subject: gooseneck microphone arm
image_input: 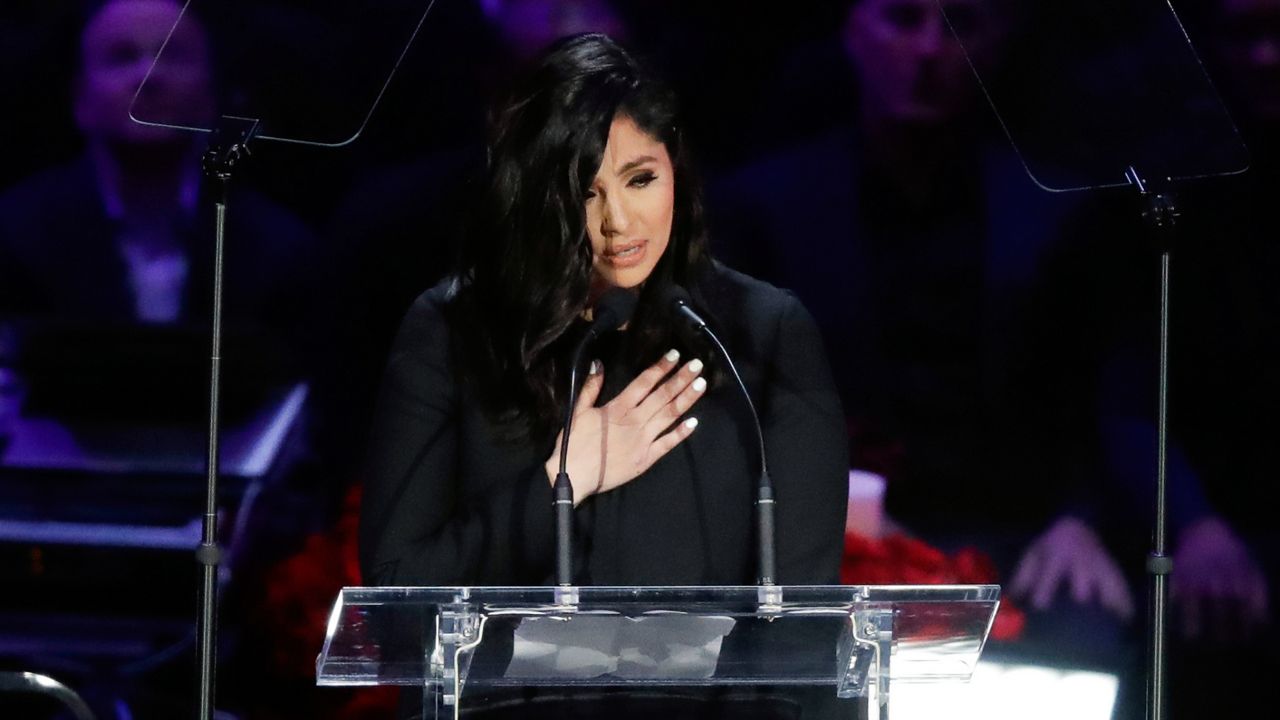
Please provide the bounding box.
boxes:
[705,328,777,585]
[553,339,591,586]
[668,291,777,586]
[553,288,637,587]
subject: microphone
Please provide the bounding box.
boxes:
[554,287,638,586]
[661,285,778,587]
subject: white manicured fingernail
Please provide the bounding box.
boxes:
[692,377,707,393]
[683,417,699,430]
[664,348,680,363]
[589,360,601,375]
[687,358,703,374]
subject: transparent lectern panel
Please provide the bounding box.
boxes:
[938,0,1249,190]
[130,0,437,146]
[316,585,1000,687]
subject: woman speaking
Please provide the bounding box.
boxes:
[359,33,847,597]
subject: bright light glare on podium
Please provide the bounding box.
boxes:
[890,661,1119,720]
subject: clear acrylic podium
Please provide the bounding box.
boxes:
[318,584,999,719]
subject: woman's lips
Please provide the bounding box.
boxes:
[603,240,648,268]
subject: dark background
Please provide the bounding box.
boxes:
[1,1,1276,718]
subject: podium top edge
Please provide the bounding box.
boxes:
[333,584,1001,604]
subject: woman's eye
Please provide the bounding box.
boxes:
[629,172,656,188]
[584,189,597,200]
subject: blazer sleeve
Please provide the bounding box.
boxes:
[357,293,556,586]
[764,292,850,584]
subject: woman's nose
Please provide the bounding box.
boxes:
[601,194,631,235]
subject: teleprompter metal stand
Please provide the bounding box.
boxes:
[128,3,439,716]
[194,115,260,720]
[1124,166,1180,720]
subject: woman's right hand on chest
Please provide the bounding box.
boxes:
[545,349,706,505]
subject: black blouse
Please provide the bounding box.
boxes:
[358,263,848,588]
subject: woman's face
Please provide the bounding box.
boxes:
[585,115,675,292]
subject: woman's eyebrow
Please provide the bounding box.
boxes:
[614,156,659,176]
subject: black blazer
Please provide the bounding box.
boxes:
[359,263,848,588]
[0,158,319,334]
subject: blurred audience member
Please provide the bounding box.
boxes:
[710,0,1146,701]
[1203,0,1280,139]
[479,0,630,61]
[1033,0,1276,713]
[0,0,318,344]
[0,2,326,713]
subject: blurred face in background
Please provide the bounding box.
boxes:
[1213,0,1280,124]
[843,0,1005,127]
[480,0,629,61]
[75,0,215,146]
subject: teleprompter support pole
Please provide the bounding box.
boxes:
[1125,166,1178,720]
[194,116,259,720]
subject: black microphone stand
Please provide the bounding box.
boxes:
[701,329,777,588]
[552,290,636,601]
[1124,166,1177,720]
[194,115,260,720]
[553,341,591,591]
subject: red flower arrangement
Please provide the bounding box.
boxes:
[841,531,1026,642]
[250,483,400,719]
[250,482,1021,718]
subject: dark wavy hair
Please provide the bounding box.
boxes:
[449,33,714,436]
